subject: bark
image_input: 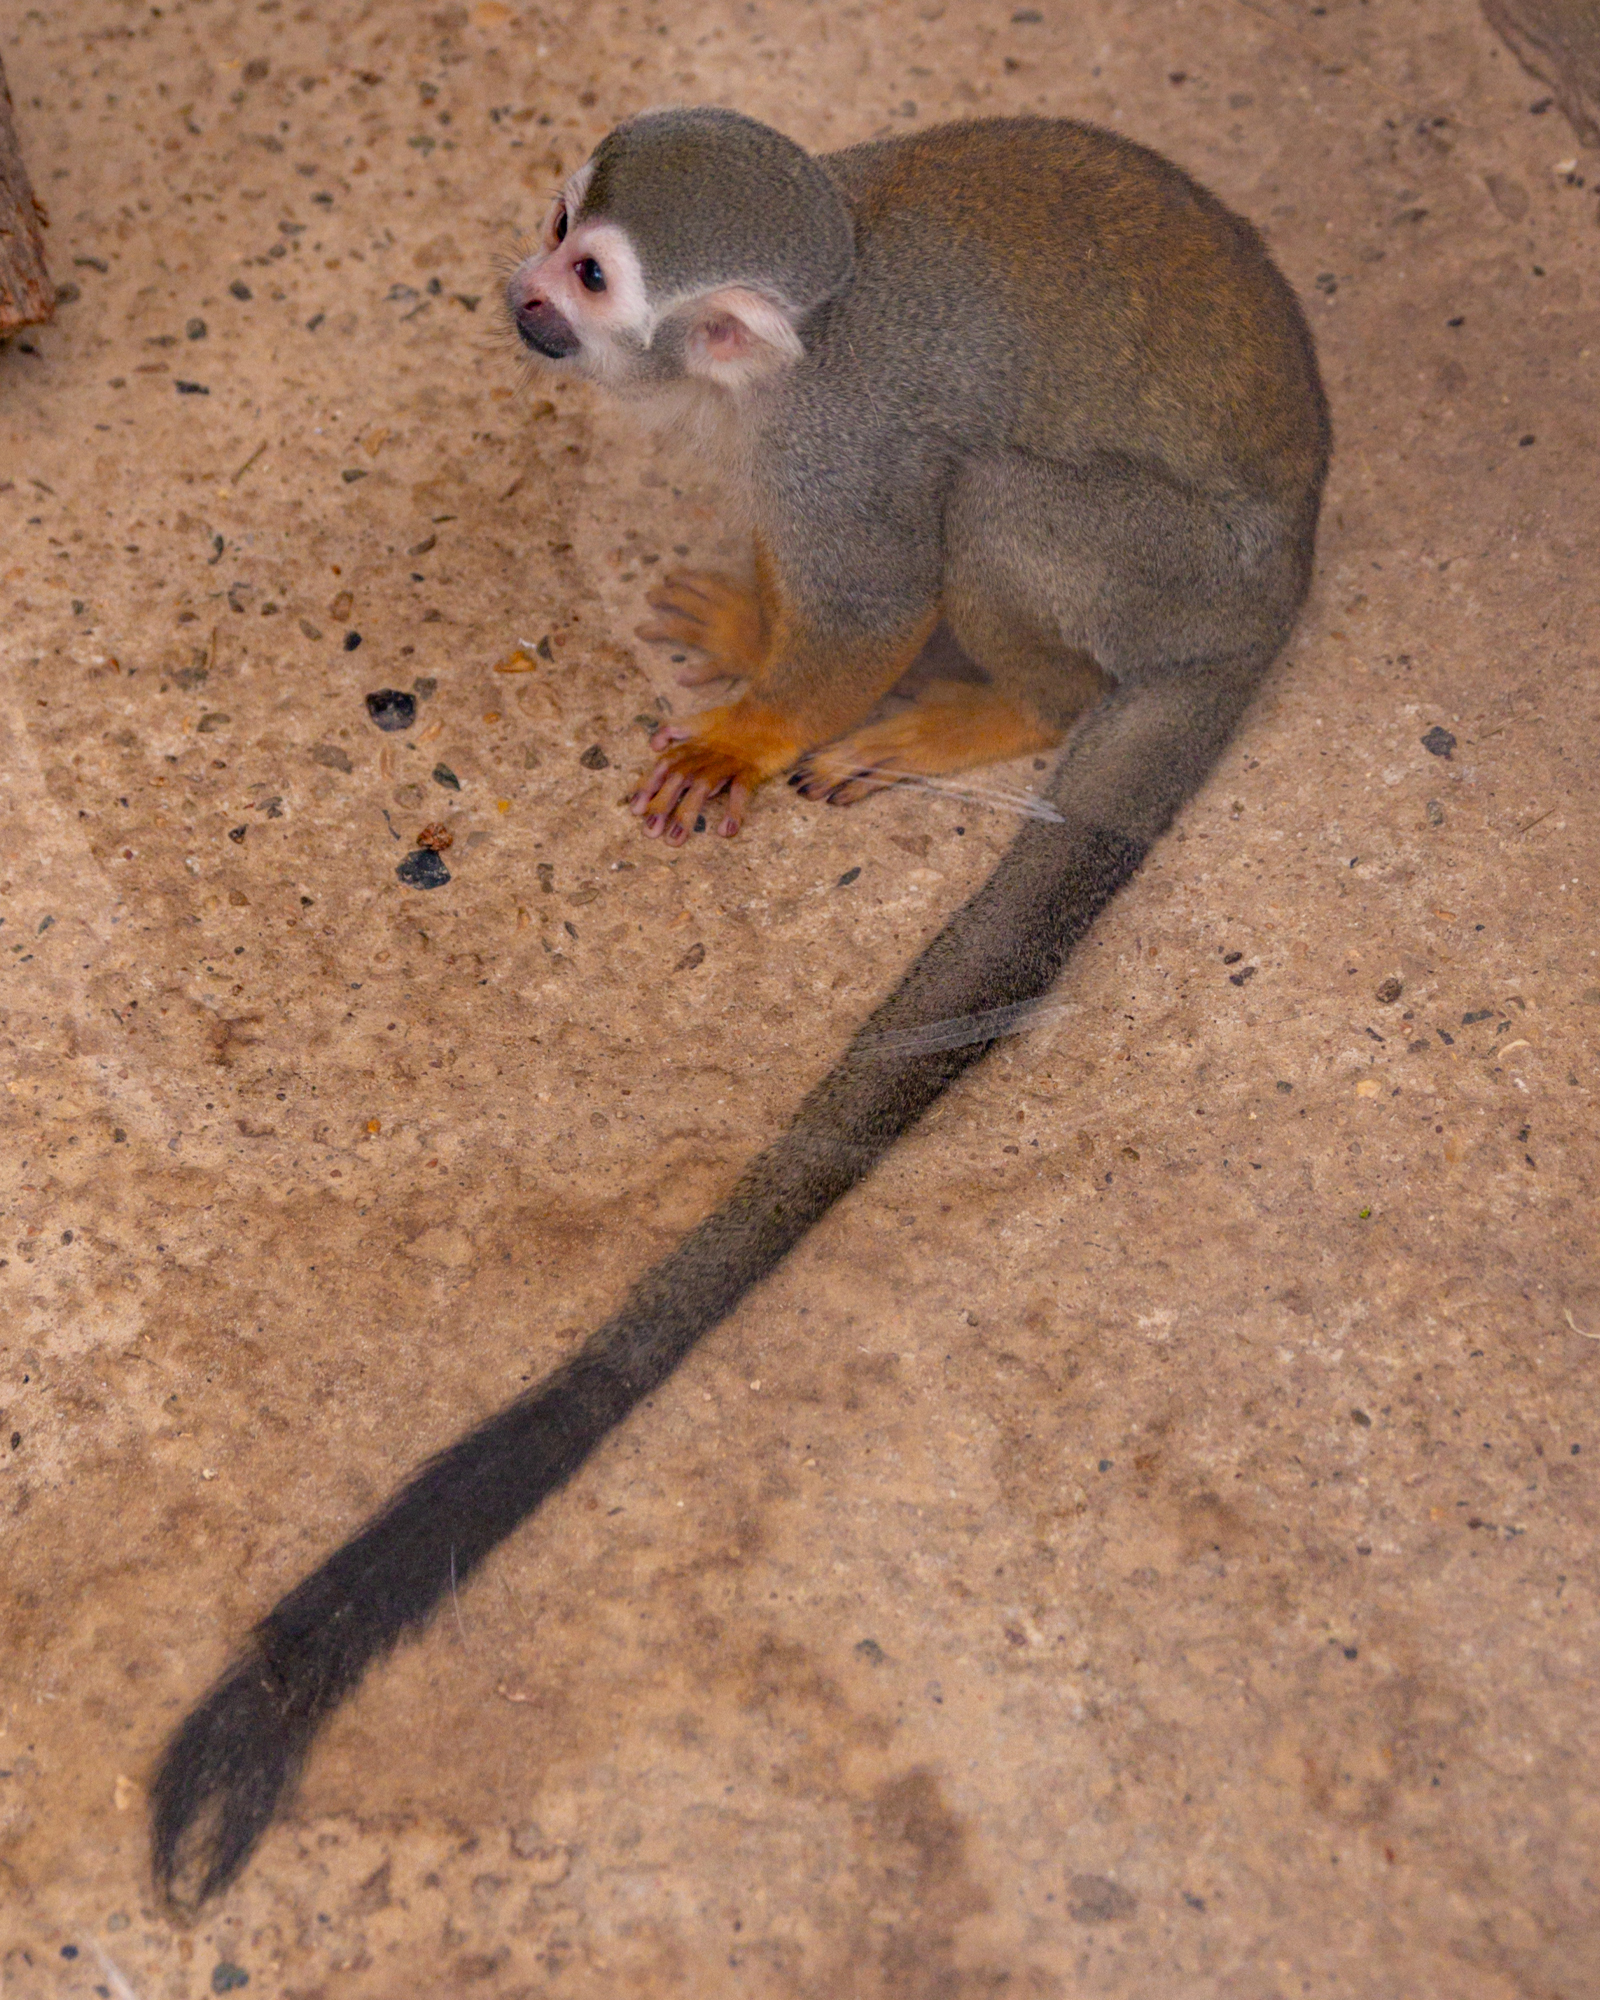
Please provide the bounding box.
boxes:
[0,54,54,336]
[1483,0,1600,148]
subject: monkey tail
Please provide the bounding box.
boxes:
[150,654,1267,1909]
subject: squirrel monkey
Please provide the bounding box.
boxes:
[152,108,1329,1906]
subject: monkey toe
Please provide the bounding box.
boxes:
[790,747,901,805]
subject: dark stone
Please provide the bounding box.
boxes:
[1421,725,1456,758]
[309,743,353,773]
[579,744,610,770]
[397,848,451,890]
[1229,965,1257,985]
[365,688,417,731]
[1375,976,1403,1004]
[432,762,461,790]
[1066,1874,1138,1924]
[229,280,252,300]
[344,630,362,649]
[211,1966,250,1994]
[673,942,706,973]
[174,380,210,395]
[837,866,861,886]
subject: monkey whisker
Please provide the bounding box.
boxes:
[86,1943,139,2000]
[449,1545,468,1648]
[911,777,1067,822]
[852,996,1078,1059]
[816,763,1068,821]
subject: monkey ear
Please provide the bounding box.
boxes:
[682,287,804,387]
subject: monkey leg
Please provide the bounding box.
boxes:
[636,569,767,684]
[789,679,1063,807]
[632,613,938,843]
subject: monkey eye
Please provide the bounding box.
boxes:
[552,202,568,245]
[576,256,607,294]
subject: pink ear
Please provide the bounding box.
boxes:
[684,286,803,386]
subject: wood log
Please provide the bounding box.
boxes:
[0,53,54,336]
[1483,0,1600,148]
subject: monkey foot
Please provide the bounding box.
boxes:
[631,699,802,842]
[790,682,1059,806]
[636,569,767,683]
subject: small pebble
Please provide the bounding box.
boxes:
[397,848,451,890]
[187,317,207,339]
[579,744,610,770]
[229,280,252,300]
[1375,976,1403,1004]
[432,762,461,790]
[211,1966,250,1994]
[344,630,362,650]
[1421,726,1456,759]
[175,380,209,395]
[365,688,416,731]
[415,822,453,852]
[837,866,861,886]
[309,743,353,772]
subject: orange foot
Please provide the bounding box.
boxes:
[790,681,1060,807]
[635,569,766,685]
[631,699,802,843]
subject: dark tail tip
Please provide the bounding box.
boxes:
[150,1651,310,1913]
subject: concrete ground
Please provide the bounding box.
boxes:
[1,1,1596,1994]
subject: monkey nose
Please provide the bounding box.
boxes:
[511,296,581,360]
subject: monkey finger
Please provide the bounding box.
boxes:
[664,775,719,844]
[632,760,691,823]
[655,570,722,606]
[715,778,751,837]
[649,721,698,752]
[635,615,707,645]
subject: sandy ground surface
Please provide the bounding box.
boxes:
[1,1,1596,1994]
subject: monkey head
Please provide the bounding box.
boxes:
[505,106,855,396]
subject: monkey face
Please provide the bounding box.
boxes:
[506,147,813,399]
[505,162,656,384]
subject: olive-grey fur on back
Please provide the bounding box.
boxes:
[582,107,854,314]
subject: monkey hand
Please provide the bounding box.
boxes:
[630,700,802,843]
[635,570,767,684]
